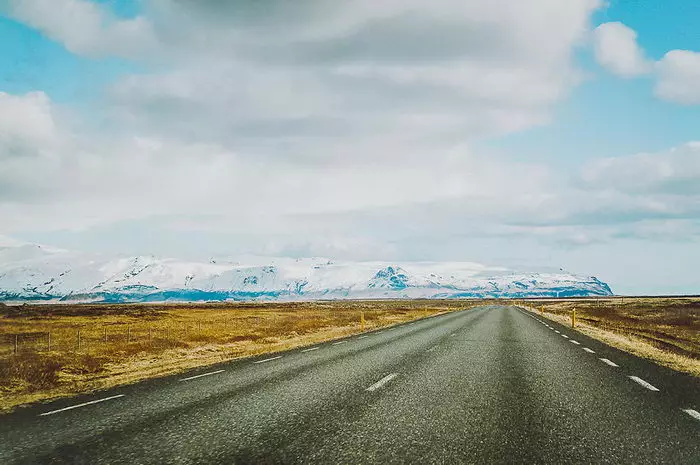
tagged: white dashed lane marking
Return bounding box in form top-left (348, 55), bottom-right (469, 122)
top-left (180, 369), bottom-right (225, 381)
top-left (561, 334), bottom-right (569, 339)
top-left (682, 409), bottom-right (700, 421)
top-left (39, 395), bottom-right (125, 417)
top-left (583, 347), bottom-right (595, 353)
top-left (366, 373), bottom-right (398, 392)
top-left (358, 335), bottom-right (368, 339)
top-left (254, 356), bottom-right (282, 364)
top-left (570, 340), bottom-right (580, 345)
top-left (301, 347), bottom-right (319, 353)
top-left (600, 358), bottom-right (619, 367)
top-left (629, 376), bottom-right (660, 391)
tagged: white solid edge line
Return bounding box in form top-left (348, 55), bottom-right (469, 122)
top-left (332, 341), bottom-right (347, 345)
top-left (180, 369), bottom-right (225, 381)
top-left (254, 355), bottom-right (282, 364)
top-left (366, 373), bottom-right (399, 392)
top-left (682, 409), bottom-right (700, 421)
top-left (600, 358), bottom-right (619, 367)
top-left (358, 335), bottom-right (368, 339)
top-left (301, 347), bottom-right (319, 352)
top-left (629, 376), bottom-right (660, 391)
top-left (570, 340), bottom-right (580, 345)
top-left (583, 347), bottom-right (595, 353)
top-left (39, 394), bottom-right (125, 416)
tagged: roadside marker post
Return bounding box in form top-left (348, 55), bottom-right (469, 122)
top-left (571, 310), bottom-right (576, 328)
top-left (360, 311), bottom-right (365, 331)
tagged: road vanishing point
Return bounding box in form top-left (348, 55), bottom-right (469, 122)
top-left (1, 305), bottom-right (698, 464)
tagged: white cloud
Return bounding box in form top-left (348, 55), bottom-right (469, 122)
top-left (592, 22), bottom-right (652, 77)
top-left (5, 0), bottom-right (158, 59)
top-left (0, 91), bottom-right (58, 152)
top-left (591, 22), bottom-right (700, 106)
top-left (581, 142), bottom-right (700, 194)
top-left (655, 50), bottom-right (700, 105)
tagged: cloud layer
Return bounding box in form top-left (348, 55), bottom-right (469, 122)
top-left (593, 21), bottom-right (700, 105)
top-left (0, 1), bottom-right (698, 291)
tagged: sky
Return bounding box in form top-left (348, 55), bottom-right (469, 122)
top-left (0, 0), bottom-right (699, 295)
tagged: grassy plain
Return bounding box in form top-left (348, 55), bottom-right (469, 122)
top-left (519, 297), bottom-right (700, 377)
top-left (0, 299), bottom-right (475, 412)
top-left (2, 297), bottom-right (697, 412)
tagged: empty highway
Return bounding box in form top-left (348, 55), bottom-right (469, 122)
top-left (1, 305), bottom-right (698, 464)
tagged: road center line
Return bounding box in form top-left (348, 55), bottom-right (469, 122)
top-left (180, 369), bottom-right (225, 381)
top-left (39, 395), bottom-right (125, 417)
top-left (366, 373), bottom-right (398, 392)
top-left (570, 340), bottom-right (580, 345)
top-left (583, 347), bottom-right (595, 353)
top-left (301, 347), bottom-right (319, 352)
top-left (682, 409), bottom-right (700, 421)
top-left (628, 376), bottom-right (660, 391)
top-left (254, 356), bottom-right (282, 364)
top-left (600, 358), bottom-right (619, 367)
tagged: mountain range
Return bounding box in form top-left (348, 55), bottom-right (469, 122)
top-left (0, 236), bottom-right (613, 303)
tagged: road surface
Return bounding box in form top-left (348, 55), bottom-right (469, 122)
top-left (1, 305), bottom-right (698, 464)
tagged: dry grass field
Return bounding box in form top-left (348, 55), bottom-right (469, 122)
top-left (0, 299), bottom-right (476, 412)
top-left (519, 297), bottom-right (700, 377)
top-left (2, 297), bottom-right (697, 412)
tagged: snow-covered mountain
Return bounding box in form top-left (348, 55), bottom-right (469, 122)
top-left (0, 237), bottom-right (613, 303)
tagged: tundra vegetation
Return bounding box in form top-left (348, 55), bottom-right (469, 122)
top-left (520, 297), bottom-right (700, 377)
top-left (1, 297), bottom-right (697, 413)
top-left (0, 300), bottom-right (474, 412)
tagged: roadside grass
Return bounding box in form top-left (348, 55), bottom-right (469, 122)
top-left (0, 300), bottom-right (475, 412)
top-left (519, 297), bottom-right (700, 377)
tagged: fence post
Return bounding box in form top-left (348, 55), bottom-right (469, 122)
top-left (104, 327), bottom-right (108, 343)
top-left (360, 311), bottom-right (365, 331)
top-left (77, 328), bottom-right (81, 350)
top-left (149, 327), bottom-right (152, 341)
top-left (571, 310), bottom-right (576, 328)
top-left (47, 331), bottom-right (51, 352)
top-left (127, 326), bottom-right (131, 343)
top-left (14, 334), bottom-right (18, 355)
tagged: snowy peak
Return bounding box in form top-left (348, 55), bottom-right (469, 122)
top-left (369, 266), bottom-right (411, 290)
top-left (0, 238), bottom-right (614, 302)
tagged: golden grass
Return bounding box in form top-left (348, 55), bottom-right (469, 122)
top-left (0, 300), bottom-right (476, 412)
top-left (517, 297), bottom-right (700, 377)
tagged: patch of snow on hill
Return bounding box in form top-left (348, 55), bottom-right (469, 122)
top-left (0, 237), bottom-right (613, 302)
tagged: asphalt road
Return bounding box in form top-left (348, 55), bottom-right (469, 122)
top-left (1, 305), bottom-right (698, 464)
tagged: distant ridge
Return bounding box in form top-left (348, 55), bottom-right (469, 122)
top-left (0, 238), bottom-right (613, 303)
